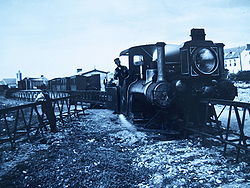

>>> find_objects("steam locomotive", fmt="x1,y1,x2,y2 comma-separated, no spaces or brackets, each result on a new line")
107,28,237,125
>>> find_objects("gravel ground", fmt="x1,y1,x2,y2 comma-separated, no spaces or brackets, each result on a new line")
0,84,250,188
0,108,250,188
0,110,151,188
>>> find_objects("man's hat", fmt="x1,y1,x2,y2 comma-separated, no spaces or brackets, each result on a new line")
114,58,120,62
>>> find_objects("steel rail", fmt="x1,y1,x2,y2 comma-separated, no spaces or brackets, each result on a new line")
0,96,87,148
9,90,107,106
197,98,250,161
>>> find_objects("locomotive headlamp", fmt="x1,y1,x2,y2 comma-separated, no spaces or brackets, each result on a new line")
192,48,218,74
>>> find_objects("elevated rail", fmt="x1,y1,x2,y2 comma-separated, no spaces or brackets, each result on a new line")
69,90,107,107
10,90,69,101
186,99,250,161
9,90,107,106
7,90,250,161
0,96,87,148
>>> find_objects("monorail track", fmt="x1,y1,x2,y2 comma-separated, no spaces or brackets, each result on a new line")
197,99,250,161
0,95,87,148
4,90,250,161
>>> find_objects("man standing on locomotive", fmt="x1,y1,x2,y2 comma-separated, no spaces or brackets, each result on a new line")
113,58,129,114
114,58,129,86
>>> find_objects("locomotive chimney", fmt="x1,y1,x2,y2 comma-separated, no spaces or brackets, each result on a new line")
190,28,206,41
156,42,166,82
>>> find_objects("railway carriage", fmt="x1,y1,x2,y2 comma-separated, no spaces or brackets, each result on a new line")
48,74,101,91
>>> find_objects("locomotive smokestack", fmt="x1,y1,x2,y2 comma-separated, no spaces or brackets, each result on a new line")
156,42,166,82
190,28,206,41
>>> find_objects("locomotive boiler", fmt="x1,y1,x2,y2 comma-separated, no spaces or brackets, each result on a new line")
108,28,237,124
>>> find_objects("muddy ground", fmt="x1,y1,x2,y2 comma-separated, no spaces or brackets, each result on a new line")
0,108,250,188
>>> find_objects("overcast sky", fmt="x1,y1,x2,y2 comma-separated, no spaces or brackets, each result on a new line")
0,0,250,80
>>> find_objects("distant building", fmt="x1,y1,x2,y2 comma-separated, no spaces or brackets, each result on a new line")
224,44,250,74
79,69,109,91
0,80,8,91
1,78,17,88
19,75,48,90
0,71,23,89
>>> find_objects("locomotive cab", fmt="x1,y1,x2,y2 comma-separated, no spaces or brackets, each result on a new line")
118,44,157,117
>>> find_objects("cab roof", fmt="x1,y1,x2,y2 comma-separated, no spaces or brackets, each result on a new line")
119,44,156,57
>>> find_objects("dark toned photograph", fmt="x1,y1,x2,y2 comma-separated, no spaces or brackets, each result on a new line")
0,0,250,187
